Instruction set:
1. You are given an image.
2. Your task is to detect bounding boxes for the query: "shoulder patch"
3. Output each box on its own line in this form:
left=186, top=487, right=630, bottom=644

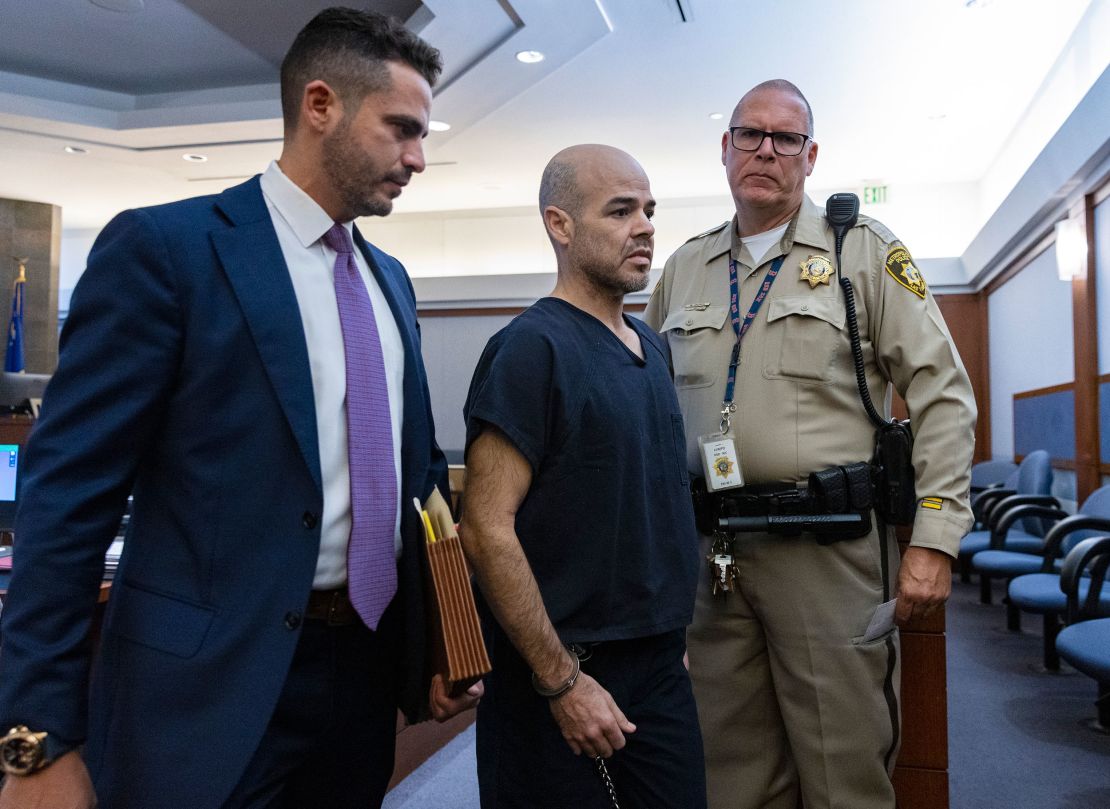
left=884, top=245, right=926, bottom=298
left=684, top=221, right=729, bottom=244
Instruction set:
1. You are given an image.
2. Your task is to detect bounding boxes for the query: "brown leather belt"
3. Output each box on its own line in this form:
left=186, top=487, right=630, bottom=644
left=305, top=588, right=360, bottom=626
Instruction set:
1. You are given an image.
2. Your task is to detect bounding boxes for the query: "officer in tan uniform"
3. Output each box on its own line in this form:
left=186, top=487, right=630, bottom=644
left=644, top=79, right=976, bottom=809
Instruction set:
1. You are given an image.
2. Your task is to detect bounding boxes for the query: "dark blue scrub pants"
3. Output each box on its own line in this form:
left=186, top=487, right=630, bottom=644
left=477, top=626, right=707, bottom=809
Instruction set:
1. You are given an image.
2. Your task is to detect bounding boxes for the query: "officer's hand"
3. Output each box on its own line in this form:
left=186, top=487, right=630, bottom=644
left=0, top=750, right=96, bottom=809
left=428, top=673, right=484, bottom=722
left=895, top=546, right=952, bottom=625
left=548, top=672, right=636, bottom=758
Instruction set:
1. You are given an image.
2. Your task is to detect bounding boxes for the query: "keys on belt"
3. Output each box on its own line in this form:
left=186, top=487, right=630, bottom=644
left=707, top=534, right=739, bottom=596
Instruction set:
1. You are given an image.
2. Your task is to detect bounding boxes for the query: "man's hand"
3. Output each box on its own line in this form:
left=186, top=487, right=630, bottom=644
left=548, top=673, right=636, bottom=758
left=0, top=750, right=96, bottom=809
left=428, top=673, right=483, bottom=723
left=895, top=546, right=952, bottom=625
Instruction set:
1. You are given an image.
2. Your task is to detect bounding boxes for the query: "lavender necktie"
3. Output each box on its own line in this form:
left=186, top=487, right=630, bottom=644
left=323, top=223, right=397, bottom=630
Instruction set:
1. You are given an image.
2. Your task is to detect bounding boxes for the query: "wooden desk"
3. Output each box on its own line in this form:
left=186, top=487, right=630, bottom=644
left=447, top=464, right=467, bottom=515
left=0, top=414, right=35, bottom=447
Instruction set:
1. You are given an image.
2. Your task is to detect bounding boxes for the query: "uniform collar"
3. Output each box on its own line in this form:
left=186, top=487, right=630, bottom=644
left=701, top=193, right=831, bottom=268
left=718, top=194, right=831, bottom=269
left=790, top=195, right=831, bottom=252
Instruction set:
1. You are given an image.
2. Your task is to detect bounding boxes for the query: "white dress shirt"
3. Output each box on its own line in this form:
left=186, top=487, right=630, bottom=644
left=260, top=161, right=405, bottom=589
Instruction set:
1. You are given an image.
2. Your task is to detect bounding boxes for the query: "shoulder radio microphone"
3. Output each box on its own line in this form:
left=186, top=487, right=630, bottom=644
left=824, top=192, right=916, bottom=526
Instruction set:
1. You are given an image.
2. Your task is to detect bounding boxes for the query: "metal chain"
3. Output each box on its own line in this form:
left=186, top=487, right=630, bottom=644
left=593, top=756, right=621, bottom=809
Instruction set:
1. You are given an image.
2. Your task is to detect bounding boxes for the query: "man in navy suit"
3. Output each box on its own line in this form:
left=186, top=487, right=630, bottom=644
left=0, top=8, right=480, bottom=808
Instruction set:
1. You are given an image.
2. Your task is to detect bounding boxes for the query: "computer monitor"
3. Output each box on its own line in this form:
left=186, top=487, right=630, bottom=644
left=0, top=444, right=18, bottom=533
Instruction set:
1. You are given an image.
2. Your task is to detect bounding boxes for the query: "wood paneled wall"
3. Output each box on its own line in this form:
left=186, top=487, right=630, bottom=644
left=934, top=293, right=990, bottom=463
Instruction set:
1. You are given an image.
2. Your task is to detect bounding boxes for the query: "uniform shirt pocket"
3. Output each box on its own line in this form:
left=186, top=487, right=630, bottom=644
left=660, top=306, right=729, bottom=389
left=763, top=295, right=845, bottom=382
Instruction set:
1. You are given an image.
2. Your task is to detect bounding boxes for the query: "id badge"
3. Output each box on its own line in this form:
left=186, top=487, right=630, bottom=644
left=698, top=432, right=744, bottom=492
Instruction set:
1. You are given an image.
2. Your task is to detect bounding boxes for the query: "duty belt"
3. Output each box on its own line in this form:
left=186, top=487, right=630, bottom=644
left=692, top=461, right=875, bottom=544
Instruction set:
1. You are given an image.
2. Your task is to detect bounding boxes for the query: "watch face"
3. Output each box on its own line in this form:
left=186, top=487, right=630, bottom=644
left=1, top=730, right=44, bottom=776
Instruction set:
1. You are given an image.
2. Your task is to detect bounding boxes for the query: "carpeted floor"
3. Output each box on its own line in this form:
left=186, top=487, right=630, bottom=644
left=385, top=577, right=1110, bottom=808
left=947, top=578, right=1110, bottom=809
left=383, top=723, right=479, bottom=809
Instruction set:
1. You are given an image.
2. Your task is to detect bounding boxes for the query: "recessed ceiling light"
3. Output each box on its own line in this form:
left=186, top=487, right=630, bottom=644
left=64, top=146, right=88, bottom=155
left=182, top=154, right=208, bottom=163
left=90, top=0, right=145, bottom=11
left=515, top=50, right=545, bottom=64
left=428, top=120, right=451, bottom=132
left=708, top=112, right=724, bottom=120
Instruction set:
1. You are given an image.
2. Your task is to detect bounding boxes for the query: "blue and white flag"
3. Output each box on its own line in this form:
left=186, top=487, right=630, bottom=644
left=4, top=262, right=26, bottom=373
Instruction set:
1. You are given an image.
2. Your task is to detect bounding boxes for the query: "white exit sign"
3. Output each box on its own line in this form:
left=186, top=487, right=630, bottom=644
left=862, top=185, right=888, bottom=205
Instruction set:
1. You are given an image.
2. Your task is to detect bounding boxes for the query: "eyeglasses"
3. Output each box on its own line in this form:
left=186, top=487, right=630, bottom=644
left=728, top=127, right=810, bottom=156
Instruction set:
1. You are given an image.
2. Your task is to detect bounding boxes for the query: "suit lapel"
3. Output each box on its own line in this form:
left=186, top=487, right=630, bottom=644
left=352, top=226, right=415, bottom=343
left=211, top=179, right=322, bottom=493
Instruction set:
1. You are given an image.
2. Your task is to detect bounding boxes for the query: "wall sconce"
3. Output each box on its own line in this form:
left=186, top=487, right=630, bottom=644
left=1054, top=218, right=1086, bottom=281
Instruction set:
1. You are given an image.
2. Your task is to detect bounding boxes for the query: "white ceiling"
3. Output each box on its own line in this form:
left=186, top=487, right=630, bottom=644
left=0, top=0, right=1105, bottom=261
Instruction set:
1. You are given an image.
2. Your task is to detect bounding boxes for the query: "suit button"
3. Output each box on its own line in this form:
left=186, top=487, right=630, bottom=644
left=284, top=611, right=302, bottom=630
left=302, top=511, right=318, bottom=530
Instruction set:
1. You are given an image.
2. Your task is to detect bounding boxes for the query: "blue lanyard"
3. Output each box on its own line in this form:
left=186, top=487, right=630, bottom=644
left=720, top=254, right=786, bottom=432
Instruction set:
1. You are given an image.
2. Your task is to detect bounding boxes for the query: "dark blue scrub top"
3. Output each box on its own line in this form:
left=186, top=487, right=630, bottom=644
left=464, top=297, right=699, bottom=643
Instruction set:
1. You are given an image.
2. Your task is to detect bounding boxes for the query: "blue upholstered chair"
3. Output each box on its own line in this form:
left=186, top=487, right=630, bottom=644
left=969, top=459, right=1018, bottom=497
left=976, top=483, right=1110, bottom=634
left=995, top=487, right=1110, bottom=667
left=1055, top=536, right=1110, bottom=731
left=957, top=450, right=1055, bottom=602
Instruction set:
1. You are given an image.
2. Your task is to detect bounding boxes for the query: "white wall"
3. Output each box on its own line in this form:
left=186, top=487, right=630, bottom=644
left=418, top=313, right=515, bottom=456
left=59, top=227, right=99, bottom=314
left=987, top=245, right=1075, bottom=461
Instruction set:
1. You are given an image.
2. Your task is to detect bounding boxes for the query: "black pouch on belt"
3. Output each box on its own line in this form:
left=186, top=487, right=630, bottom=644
left=807, top=462, right=874, bottom=543
left=808, top=462, right=872, bottom=512
left=872, top=419, right=916, bottom=525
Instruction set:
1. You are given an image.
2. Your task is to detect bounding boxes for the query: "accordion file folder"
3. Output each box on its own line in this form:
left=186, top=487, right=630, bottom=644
left=417, top=493, right=491, bottom=694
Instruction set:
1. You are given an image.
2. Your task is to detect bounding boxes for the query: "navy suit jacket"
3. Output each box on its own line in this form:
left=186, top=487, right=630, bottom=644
left=0, top=177, right=447, bottom=808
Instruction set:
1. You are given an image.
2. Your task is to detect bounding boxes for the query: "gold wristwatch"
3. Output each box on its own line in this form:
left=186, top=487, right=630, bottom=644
left=0, top=725, right=70, bottom=776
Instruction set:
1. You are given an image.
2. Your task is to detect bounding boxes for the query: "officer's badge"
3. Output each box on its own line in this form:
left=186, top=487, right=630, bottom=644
left=885, top=246, right=927, bottom=298
left=713, top=456, right=735, bottom=479
left=799, top=256, right=833, bottom=288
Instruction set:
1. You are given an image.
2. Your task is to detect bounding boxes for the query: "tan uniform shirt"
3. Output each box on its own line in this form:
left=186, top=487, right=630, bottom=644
left=645, top=195, right=976, bottom=558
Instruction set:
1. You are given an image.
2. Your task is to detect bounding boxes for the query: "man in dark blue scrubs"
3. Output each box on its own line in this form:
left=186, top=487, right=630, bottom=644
left=460, top=144, right=705, bottom=809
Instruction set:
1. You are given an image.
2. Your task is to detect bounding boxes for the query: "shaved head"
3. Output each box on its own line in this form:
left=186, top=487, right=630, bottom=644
left=732, top=79, right=814, bottom=136
left=539, top=144, right=646, bottom=218
left=538, top=144, right=655, bottom=295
